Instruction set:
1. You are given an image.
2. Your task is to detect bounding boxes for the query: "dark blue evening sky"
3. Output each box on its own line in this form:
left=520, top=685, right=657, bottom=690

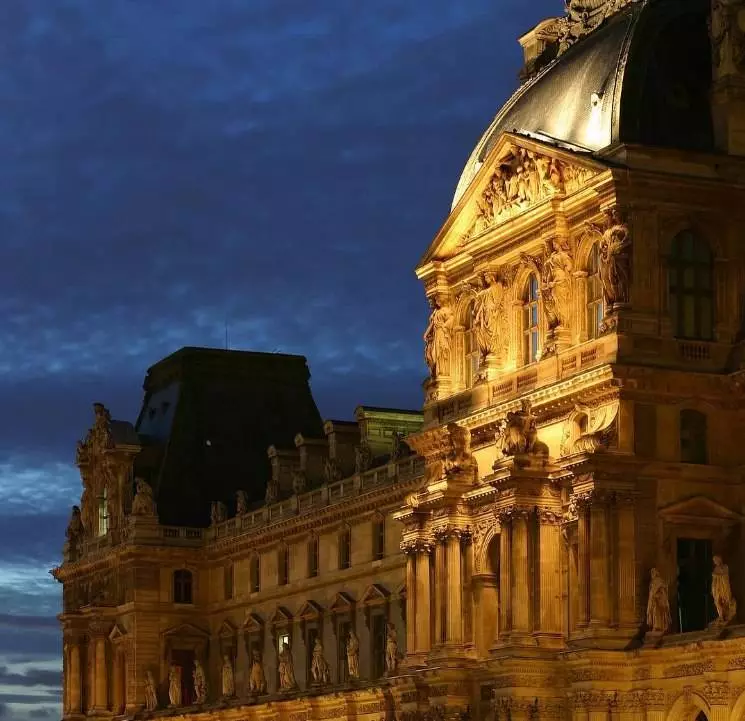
left=0, top=1, right=557, bottom=717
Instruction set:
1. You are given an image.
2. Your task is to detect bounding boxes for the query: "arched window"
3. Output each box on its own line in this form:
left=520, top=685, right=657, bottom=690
left=668, top=230, right=714, bottom=340
left=463, top=301, right=480, bottom=387
left=173, top=569, right=193, bottom=604
left=587, top=244, right=604, bottom=338
left=680, top=409, right=708, bottom=464
left=523, top=275, right=540, bottom=364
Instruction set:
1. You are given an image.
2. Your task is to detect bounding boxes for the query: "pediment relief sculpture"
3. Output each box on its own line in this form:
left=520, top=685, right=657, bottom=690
left=462, top=145, right=596, bottom=242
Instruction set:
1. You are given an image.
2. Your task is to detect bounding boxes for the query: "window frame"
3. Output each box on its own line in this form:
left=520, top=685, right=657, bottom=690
left=668, top=230, right=714, bottom=341
left=338, top=528, right=352, bottom=571
left=679, top=409, right=708, bottom=465
left=173, top=569, right=193, bottom=605
left=307, top=537, right=319, bottom=578
left=249, top=555, right=261, bottom=594
left=278, top=546, right=290, bottom=586
left=522, top=274, right=541, bottom=364
left=372, top=519, right=385, bottom=561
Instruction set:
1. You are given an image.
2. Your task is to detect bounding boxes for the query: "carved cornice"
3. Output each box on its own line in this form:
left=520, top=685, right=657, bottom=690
left=400, top=539, right=434, bottom=555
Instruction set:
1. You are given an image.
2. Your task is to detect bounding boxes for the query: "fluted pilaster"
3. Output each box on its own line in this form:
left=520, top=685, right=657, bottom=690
left=617, top=495, right=637, bottom=627
left=405, top=552, right=416, bottom=655
left=538, top=511, right=562, bottom=635
left=446, top=533, right=463, bottom=644
left=511, top=512, right=531, bottom=633
left=589, top=500, right=610, bottom=626
left=577, top=502, right=590, bottom=628
left=498, top=516, right=512, bottom=637
left=415, top=548, right=432, bottom=653
left=434, top=541, right=445, bottom=645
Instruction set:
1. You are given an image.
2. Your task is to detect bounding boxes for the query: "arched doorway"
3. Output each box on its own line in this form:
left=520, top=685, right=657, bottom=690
left=473, top=534, right=500, bottom=657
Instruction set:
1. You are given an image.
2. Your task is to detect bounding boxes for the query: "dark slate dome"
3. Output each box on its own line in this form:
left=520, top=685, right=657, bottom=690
left=453, top=0, right=713, bottom=208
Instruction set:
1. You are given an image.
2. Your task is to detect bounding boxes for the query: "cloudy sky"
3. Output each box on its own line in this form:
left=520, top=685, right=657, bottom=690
left=0, top=0, right=557, bottom=717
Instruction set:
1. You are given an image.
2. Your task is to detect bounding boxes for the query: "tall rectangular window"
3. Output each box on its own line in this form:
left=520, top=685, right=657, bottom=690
left=337, top=621, right=351, bottom=683
left=677, top=537, right=714, bottom=632
left=224, top=564, right=234, bottom=601
left=249, top=556, right=260, bottom=594
left=98, top=488, right=109, bottom=537
left=278, top=547, right=290, bottom=586
left=372, top=519, right=385, bottom=561
left=371, top=615, right=387, bottom=679
left=339, top=529, right=351, bottom=570
left=308, top=537, right=319, bottom=578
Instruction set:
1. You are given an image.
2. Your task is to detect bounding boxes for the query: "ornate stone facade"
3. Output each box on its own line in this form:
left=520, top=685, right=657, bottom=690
left=54, top=2, right=745, bottom=721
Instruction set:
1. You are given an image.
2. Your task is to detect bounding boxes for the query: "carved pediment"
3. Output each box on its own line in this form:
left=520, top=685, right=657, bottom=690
left=329, top=592, right=355, bottom=614
left=242, top=612, right=264, bottom=634
left=659, top=496, right=742, bottom=528
left=218, top=619, right=237, bottom=639
left=161, top=622, right=210, bottom=640
left=269, top=606, right=293, bottom=627
left=360, top=584, right=390, bottom=608
left=420, top=133, right=606, bottom=264
left=296, top=600, right=324, bottom=621
left=108, top=624, right=128, bottom=644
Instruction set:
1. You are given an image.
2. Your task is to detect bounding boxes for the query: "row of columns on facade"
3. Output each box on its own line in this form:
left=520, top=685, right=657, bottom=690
left=402, top=491, right=638, bottom=654
left=64, top=625, right=130, bottom=716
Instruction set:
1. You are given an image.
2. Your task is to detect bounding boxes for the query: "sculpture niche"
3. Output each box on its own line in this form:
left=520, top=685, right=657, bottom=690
left=495, top=399, right=549, bottom=468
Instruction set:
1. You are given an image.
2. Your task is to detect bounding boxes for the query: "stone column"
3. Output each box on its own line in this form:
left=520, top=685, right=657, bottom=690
left=577, top=502, right=590, bottom=628
left=405, top=552, right=416, bottom=657
left=617, top=496, right=637, bottom=628
left=511, top=512, right=531, bottom=634
left=589, top=499, right=610, bottom=626
left=92, top=628, right=109, bottom=711
left=434, top=541, right=445, bottom=646
left=539, top=512, right=562, bottom=635
left=69, top=641, right=82, bottom=715
left=415, top=548, right=431, bottom=653
left=498, top=516, right=512, bottom=638
left=446, top=533, right=463, bottom=644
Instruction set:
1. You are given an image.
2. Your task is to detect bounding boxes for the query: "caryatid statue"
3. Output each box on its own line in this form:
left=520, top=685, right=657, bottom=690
left=278, top=642, right=297, bottom=690
left=193, top=659, right=207, bottom=704
left=712, top=555, right=737, bottom=624
left=385, top=623, right=399, bottom=675
left=144, top=670, right=158, bottom=711
left=310, top=638, right=331, bottom=685
left=423, top=295, right=454, bottom=380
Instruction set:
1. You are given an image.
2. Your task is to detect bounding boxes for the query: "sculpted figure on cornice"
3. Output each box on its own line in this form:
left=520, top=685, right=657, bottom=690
left=443, top=423, right=478, bottom=484
left=249, top=649, right=267, bottom=694
left=712, top=555, right=737, bottom=625
left=211, top=501, right=227, bottom=526
left=467, top=267, right=514, bottom=365
left=465, top=145, right=595, bottom=240
left=646, top=568, right=671, bottom=634
left=424, top=295, right=454, bottom=380
left=324, top=456, right=342, bottom=484
left=711, top=0, right=745, bottom=75
left=496, top=399, right=549, bottom=461
left=66, top=505, right=83, bottom=545
left=131, top=479, right=157, bottom=517
left=265, top=478, right=279, bottom=504
left=355, top=440, right=373, bottom=474
left=311, top=639, right=331, bottom=685
left=589, top=208, right=632, bottom=311
left=236, top=490, right=249, bottom=515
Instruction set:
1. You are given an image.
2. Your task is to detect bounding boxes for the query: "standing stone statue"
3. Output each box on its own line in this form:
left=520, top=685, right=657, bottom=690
left=423, top=295, right=454, bottom=380
left=249, top=649, right=267, bottom=694
left=597, top=209, right=632, bottom=308
left=278, top=642, right=297, bottom=690
left=646, top=568, right=671, bottom=634
left=712, top=555, right=737, bottom=624
left=193, top=659, right=207, bottom=704
left=385, top=623, right=399, bottom=676
left=310, top=638, right=331, bottom=685
left=168, top=664, right=182, bottom=707
left=144, top=670, right=158, bottom=711
left=236, top=490, right=249, bottom=515
left=221, top=654, right=235, bottom=698
left=346, top=630, right=360, bottom=679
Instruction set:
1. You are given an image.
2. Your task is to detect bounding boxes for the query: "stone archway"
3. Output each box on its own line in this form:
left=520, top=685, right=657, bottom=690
left=472, top=533, right=500, bottom=658
left=666, top=691, right=711, bottom=721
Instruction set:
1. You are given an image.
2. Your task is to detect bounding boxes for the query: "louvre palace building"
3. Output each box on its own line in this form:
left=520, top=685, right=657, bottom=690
left=53, top=2, right=745, bottom=721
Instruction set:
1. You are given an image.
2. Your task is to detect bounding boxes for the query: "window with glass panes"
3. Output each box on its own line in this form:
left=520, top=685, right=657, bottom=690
left=464, top=302, right=480, bottom=387
left=278, top=546, right=289, bottom=586
left=371, top=615, right=387, bottom=679
left=668, top=230, right=714, bottom=340
left=249, top=555, right=260, bottom=593
left=523, top=275, right=540, bottom=364
left=173, top=569, right=193, bottom=604
left=339, top=528, right=351, bottom=570
left=587, top=244, right=604, bottom=338
left=224, top=564, right=234, bottom=600
left=372, top=519, right=385, bottom=561
left=308, top=537, right=319, bottom=578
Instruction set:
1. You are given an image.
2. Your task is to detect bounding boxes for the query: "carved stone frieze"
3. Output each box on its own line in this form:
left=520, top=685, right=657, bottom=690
left=704, top=680, right=730, bottom=706
left=463, top=145, right=596, bottom=241
left=663, top=661, right=714, bottom=678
